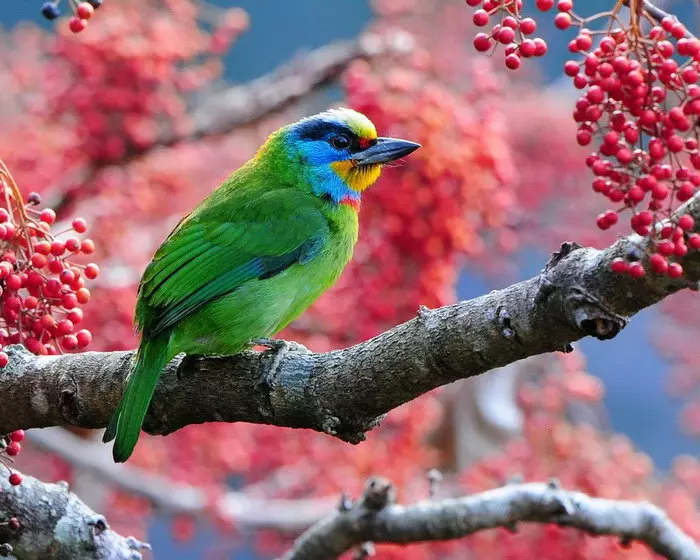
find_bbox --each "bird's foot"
[251,338,311,354]
[250,338,311,390]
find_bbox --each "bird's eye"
[330,134,351,150]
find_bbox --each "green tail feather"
[103,334,172,462]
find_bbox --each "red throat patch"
[339,196,361,212]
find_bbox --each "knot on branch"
[359,477,396,511]
[567,288,628,340]
[544,242,584,272]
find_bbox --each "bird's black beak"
[354,137,421,166]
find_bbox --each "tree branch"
[177,32,414,144]
[0,471,148,560]
[281,478,700,560]
[1,193,699,443]
[28,428,334,532]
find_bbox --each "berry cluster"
[466,0,551,70]
[48,1,247,166]
[562,12,700,277]
[41,0,104,34]
[0,430,25,488]
[0,161,97,365]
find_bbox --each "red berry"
[678,215,695,231]
[611,258,628,274]
[76,288,91,304]
[533,38,547,56]
[72,218,88,233]
[62,293,78,310]
[8,473,22,486]
[668,262,684,278]
[519,18,536,35]
[62,238,80,253]
[61,334,78,351]
[76,329,92,348]
[67,308,83,324]
[81,239,95,254]
[536,0,554,10]
[603,210,618,225]
[9,430,24,443]
[554,13,571,29]
[6,275,22,291]
[564,60,579,77]
[76,2,94,19]
[0,353,9,368]
[6,442,21,456]
[59,270,76,285]
[84,263,100,279]
[473,33,491,52]
[31,254,47,268]
[35,241,51,255]
[48,259,64,274]
[497,27,515,44]
[557,0,573,11]
[39,209,56,224]
[505,54,521,70]
[472,10,489,26]
[689,234,700,249]
[627,262,645,277]
[520,39,536,57]
[50,241,65,257]
[69,17,88,33]
[57,319,74,336]
[649,254,668,274]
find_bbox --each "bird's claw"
[250,338,311,354]
[251,338,311,390]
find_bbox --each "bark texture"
[0,473,148,560]
[282,478,700,560]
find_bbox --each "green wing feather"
[105,185,331,462]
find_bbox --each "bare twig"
[640,0,697,39]
[282,478,700,560]
[0,471,148,560]
[180,32,414,143]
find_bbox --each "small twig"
[639,0,697,39]
[281,480,700,560]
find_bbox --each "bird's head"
[277,108,420,206]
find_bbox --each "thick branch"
[0,471,148,560]
[281,478,700,560]
[1,194,699,443]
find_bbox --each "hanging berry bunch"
[41,0,103,33]
[0,430,25,488]
[467,0,700,278]
[466,0,549,70]
[0,160,98,366]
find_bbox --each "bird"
[103,108,421,462]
